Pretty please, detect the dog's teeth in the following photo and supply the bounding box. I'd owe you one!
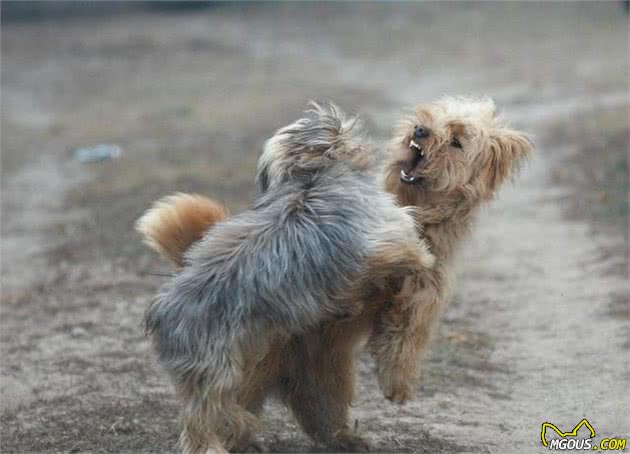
[420,150,424,157]
[400,169,415,182]
[410,140,419,149]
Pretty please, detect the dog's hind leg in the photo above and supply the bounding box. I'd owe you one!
[280,324,370,452]
[178,383,262,454]
[230,347,283,453]
[176,382,228,454]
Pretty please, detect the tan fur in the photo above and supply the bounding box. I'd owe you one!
[138,104,434,452]
[368,97,532,403]
[135,193,228,267]
[138,194,392,451]
[138,98,531,451]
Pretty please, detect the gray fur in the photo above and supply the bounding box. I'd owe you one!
[143,105,426,447]
[145,104,382,386]
[254,102,365,196]
[273,103,359,158]
[145,167,388,386]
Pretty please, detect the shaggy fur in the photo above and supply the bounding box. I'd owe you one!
[138,98,531,452]
[137,193,229,267]
[369,96,532,403]
[137,104,434,454]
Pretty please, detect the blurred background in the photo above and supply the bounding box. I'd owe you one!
[1,2,628,453]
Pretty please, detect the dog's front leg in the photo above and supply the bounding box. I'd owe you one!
[368,272,444,404]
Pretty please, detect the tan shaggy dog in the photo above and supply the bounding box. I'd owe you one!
[138,97,531,452]
[369,97,532,403]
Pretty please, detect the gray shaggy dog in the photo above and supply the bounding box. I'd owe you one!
[141,104,434,454]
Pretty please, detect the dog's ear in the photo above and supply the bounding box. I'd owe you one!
[479,128,532,198]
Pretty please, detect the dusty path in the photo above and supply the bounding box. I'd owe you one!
[1,4,628,453]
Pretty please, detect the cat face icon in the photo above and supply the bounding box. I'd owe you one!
[541,419,596,448]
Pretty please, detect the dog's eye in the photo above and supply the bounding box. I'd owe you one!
[450,137,462,149]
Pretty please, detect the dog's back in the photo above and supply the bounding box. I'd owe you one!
[144,166,384,386]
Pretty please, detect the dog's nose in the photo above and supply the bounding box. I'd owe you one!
[414,126,430,140]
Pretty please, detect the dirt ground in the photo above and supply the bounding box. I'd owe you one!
[1,3,628,453]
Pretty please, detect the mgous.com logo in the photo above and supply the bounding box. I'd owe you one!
[541,419,627,451]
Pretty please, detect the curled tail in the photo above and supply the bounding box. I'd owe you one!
[136,193,228,267]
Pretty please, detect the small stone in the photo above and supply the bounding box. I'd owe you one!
[71,327,87,337]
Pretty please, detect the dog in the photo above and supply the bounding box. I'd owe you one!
[137,104,434,454]
[368,96,532,403]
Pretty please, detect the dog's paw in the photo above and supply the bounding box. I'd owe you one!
[384,383,412,404]
[332,429,370,452]
[380,374,414,405]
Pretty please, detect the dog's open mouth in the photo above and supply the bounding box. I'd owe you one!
[400,140,425,184]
